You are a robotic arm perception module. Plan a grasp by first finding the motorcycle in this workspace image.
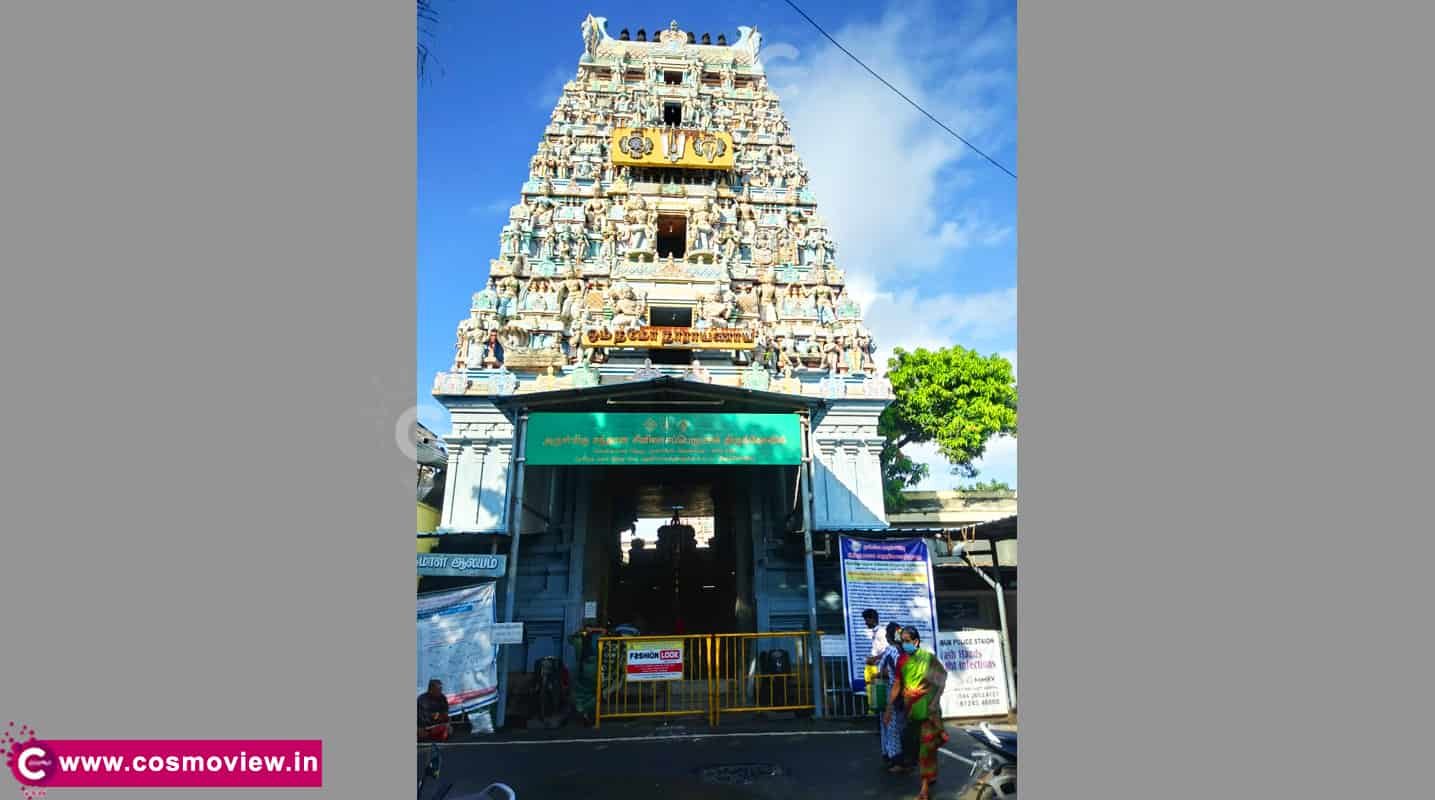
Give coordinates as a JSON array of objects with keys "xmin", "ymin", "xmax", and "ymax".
[
  {"xmin": 956, "ymin": 722, "xmax": 1016, "ymax": 800},
  {"xmin": 418, "ymin": 742, "xmax": 516, "ymax": 800}
]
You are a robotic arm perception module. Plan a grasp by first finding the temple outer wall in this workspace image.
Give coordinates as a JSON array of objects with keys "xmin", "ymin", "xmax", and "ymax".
[{"xmin": 810, "ymin": 399, "xmax": 889, "ymax": 531}]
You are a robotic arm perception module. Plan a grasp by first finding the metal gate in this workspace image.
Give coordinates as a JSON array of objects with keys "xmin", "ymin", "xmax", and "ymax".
[
  {"xmin": 820, "ymin": 651, "xmax": 870, "ymax": 718},
  {"xmin": 594, "ymin": 634, "xmax": 711, "ymax": 726},
  {"xmin": 593, "ymin": 632, "xmax": 821, "ymax": 727}
]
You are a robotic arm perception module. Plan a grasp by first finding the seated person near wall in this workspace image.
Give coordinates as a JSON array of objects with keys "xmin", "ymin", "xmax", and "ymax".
[{"xmin": 417, "ymin": 678, "xmax": 451, "ymax": 741}]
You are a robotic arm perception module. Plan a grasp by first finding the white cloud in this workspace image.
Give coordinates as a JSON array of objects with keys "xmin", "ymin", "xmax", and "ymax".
[
  {"xmin": 764, "ymin": 2, "xmax": 1016, "ymax": 282},
  {"xmin": 908, "ymin": 434, "xmax": 1018, "ymax": 491},
  {"xmin": 970, "ymin": 434, "xmax": 1018, "ymax": 488},
  {"xmin": 761, "ymin": 42, "xmax": 800, "ymax": 64},
  {"xmin": 853, "ymin": 283, "xmax": 1017, "ymax": 368}
]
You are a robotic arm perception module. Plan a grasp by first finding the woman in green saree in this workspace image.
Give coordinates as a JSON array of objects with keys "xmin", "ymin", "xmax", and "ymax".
[{"xmin": 886, "ymin": 626, "xmax": 949, "ymax": 800}]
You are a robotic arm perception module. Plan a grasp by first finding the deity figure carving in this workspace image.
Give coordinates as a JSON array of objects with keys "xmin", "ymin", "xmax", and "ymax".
[
  {"xmin": 716, "ymin": 223, "xmax": 740, "ymax": 263},
  {"xmin": 802, "ymin": 226, "xmax": 826, "ymax": 267},
  {"xmin": 552, "ymin": 226, "xmax": 574, "ymax": 263},
  {"xmin": 818, "ymin": 234, "xmax": 838, "ymax": 270},
  {"xmin": 798, "ymin": 285, "xmax": 817, "ymax": 317},
  {"xmin": 736, "ymin": 283, "xmax": 758, "ymax": 318},
  {"xmin": 752, "ymin": 228, "xmax": 776, "ymax": 266},
  {"xmin": 857, "ymin": 333, "xmax": 876, "ymax": 374},
  {"xmin": 786, "ymin": 163, "xmax": 805, "ymax": 191},
  {"xmin": 497, "ymin": 276, "xmax": 520, "ymax": 319},
  {"xmin": 733, "ymin": 106, "xmax": 751, "ymax": 132},
  {"xmin": 778, "ymin": 285, "xmax": 797, "ymax": 319},
  {"xmin": 778, "ymin": 335, "xmax": 802, "ymax": 373},
  {"xmin": 786, "ymin": 209, "xmax": 806, "ymax": 240},
  {"xmin": 843, "ymin": 335, "xmax": 863, "ymax": 374},
  {"xmin": 821, "ymin": 336, "xmax": 841, "ymax": 374},
  {"xmin": 571, "ymin": 224, "xmax": 589, "ymax": 264},
  {"xmin": 690, "ymin": 203, "xmax": 717, "ymax": 251},
  {"xmin": 566, "ymin": 322, "xmax": 586, "ymax": 365},
  {"xmin": 768, "ymin": 144, "xmax": 785, "ymax": 171},
  {"xmin": 757, "ymin": 271, "xmax": 778, "ymax": 324},
  {"xmin": 600, "ymin": 219, "xmax": 621, "ymax": 261},
  {"xmin": 498, "ymin": 223, "xmax": 521, "ymax": 257},
  {"xmin": 481, "ymin": 331, "xmax": 504, "ymax": 369},
  {"xmin": 739, "ymin": 217, "xmax": 758, "ymax": 246},
  {"xmin": 472, "ymin": 277, "xmax": 499, "ymax": 312},
  {"xmin": 814, "ymin": 281, "xmax": 835, "ymax": 325},
  {"xmin": 699, "ymin": 288, "xmax": 731, "ymax": 327},
  {"xmin": 533, "ymin": 199, "xmax": 556, "ymax": 232},
  {"xmin": 607, "ymin": 276, "xmax": 628, "ymax": 304},
  {"xmin": 612, "ymin": 286, "xmax": 647, "ymax": 330},
  {"xmin": 777, "ymin": 230, "xmax": 800, "ymax": 266},
  {"xmin": 454, "ymin": 316, "xmax": 478, "ymax": 369},
  {"xmin": 640, "ymin": 207, "xmax": 659, "ymax": 252},
  {"xmin": 746, "ymin": 164, "xmax": 769, "ymax": 190},
  {"xmin": 560, "ymin": 271, "xmax": 585, "ymax": 320},
  {"xmin": 583, "ymin": 193, "xmax": 608, "ymax": 232}
]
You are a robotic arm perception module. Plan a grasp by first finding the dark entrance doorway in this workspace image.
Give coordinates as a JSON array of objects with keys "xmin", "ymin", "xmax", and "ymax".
[{"xmin": 597, "ymin": 465, "xmax": 750, "ymax": 636}]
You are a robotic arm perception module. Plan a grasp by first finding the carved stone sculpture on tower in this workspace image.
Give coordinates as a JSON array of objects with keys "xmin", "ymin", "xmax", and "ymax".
[
  {"xmin": 716, "ymin": 223, "xmax": 740, "ymax": 264},
  {"xmin": 691, "ymin": 204, "xmax": 716, "ymax": 252}
]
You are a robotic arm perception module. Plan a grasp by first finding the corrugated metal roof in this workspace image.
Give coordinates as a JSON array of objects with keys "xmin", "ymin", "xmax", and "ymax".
[{"xmin": 882, "ymin": 514, "xmax": 1017, "ymax": 541}]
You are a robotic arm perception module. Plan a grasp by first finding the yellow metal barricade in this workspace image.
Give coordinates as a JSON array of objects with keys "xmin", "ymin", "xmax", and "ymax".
[
  {"xmin": 593, "ymin": 631, "xmax": 822, "ymax": 727},
  {"xmin": 594, "ymin": 634, "xmax": 712, "ymax": 728},
  {"xmin": 710, "ymin": 632, "xmax": 817, "ymax": 725}
]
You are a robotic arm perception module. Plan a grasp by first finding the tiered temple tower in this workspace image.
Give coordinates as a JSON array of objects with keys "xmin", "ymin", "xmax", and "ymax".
[
  {"xmin": 431, "ymin": 17, "xmax": 891, "ymax": 554},
  {"xmin": 432, "ymin": 17, "xmax": 888, "ymax": 399}
]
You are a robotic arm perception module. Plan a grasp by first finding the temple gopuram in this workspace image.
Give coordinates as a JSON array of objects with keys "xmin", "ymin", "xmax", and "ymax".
[
  {"xmin": 432, "ymin": 17, "xmax": 887, "ymax": 398},
  {"xmin": 426, "ymin": 17, "xmax": 897, "ymax": 727}
]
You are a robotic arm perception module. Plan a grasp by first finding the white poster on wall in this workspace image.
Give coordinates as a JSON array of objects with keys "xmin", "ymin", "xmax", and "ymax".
[
  {"xmin": 936, "ymin": 630, "xmax": 1011, "ymax": 718},
  {"xmin": 417, "ymin": 583, "xmax": 498, "ymax": 716}
]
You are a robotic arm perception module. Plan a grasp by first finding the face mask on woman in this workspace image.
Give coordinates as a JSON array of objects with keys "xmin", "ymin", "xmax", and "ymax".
[{"xmin": 902, "ymin": 642, "xmax": 917, "ymax": 654}]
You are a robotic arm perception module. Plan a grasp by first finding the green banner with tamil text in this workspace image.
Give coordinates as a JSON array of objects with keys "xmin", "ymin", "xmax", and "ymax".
[{"xmin": 525, "ymin": 413, "xmax": 802, "ymax": 466}]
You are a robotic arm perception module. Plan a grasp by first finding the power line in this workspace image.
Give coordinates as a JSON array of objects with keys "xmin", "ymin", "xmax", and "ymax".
[{"xmin": 779, "ymin": 0, "xmax": 1017, "ymax": 180}]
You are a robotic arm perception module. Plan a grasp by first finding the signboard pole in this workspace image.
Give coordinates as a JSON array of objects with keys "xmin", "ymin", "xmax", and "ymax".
[
  {"xmin": 495, "ymin": 413, "xmax": 529, "ymax": 730},
  {"xmin": 965, "ymin": 556, "xmax": 1017, "ymax": 711},
  {"xmin": 800, "ymin": 414, "xmax": 824, "ymax": 718}
]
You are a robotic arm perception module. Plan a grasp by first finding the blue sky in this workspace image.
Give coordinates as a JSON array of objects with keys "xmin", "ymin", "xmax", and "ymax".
[{"xmin": 418, "ymin": 0, "xmax": 1017, "ymax": 489}]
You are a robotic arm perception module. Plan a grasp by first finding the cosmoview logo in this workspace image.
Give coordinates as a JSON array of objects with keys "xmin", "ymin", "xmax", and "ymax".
[
  {"xmin": 14, "ymin": 744, "xmax": 54, "ymax": 784},
  {"xmin": 4, "ymin": 722, "xmax": 52, "ymax": 799},
  {"xmin": 3, "ymin": 723, "xmax": 323, "ymax": 793}
]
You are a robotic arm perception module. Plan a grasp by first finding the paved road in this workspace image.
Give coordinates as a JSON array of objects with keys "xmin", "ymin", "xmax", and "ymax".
[{"xmin": 417, "ymin": 722, "xmax": 1004, "ymax": 800}]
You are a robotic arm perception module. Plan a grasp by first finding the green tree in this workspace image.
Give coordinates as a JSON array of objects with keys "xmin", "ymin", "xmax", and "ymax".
[{"xmin": 880, "ymin": 346, "xmax": 1017, "ymax": 511}]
